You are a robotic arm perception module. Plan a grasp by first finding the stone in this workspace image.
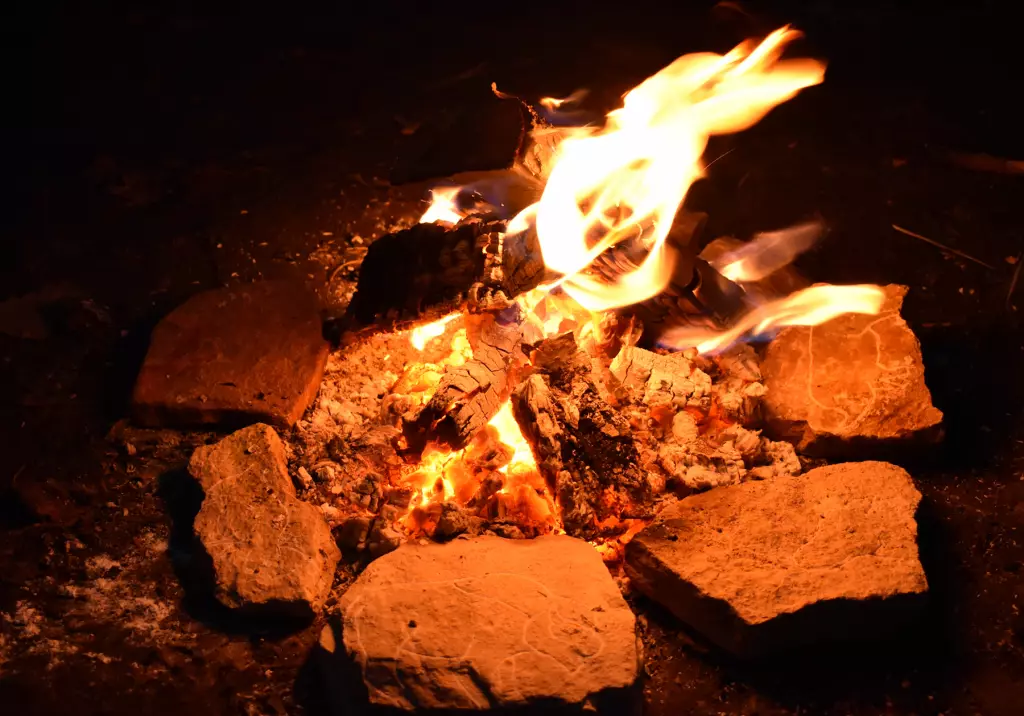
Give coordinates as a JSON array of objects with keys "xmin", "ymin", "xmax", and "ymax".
[
  {"xmin": 189, "ymin": 424, "xmax": 340, "ymax": 616},
  {"xmin": 133, "ymin": 280, "xmax": 329, "ymax": 429},
  {"xmin": 761, "ymin": 285, "xmax": 943, "ymax": 457},
  {"xmin": 322, "ymin": 535, "xmax": 639, "ymax": 712},
  {"xmin": 625, "ymin": 461, "xmax": 928, "ymax": 656}
]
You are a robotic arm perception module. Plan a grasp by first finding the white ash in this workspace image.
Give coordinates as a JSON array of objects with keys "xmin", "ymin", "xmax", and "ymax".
[
  {"xmin": 289, "ymin": 320, "xmax": 467, "ymax": 534},
  {"xmin": 610, "ymin": 343, "xmax": 801, "ymax": 494}
]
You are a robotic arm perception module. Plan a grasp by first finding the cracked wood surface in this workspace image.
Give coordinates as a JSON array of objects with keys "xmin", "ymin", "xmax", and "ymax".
[
  {"xmin": 402, "ymin": 304, "xmax": 525, "ymax": 453},
  {"xmin": 512, "ymin": 333, "xmax": 652, "ymax": 539},
  {"xmin": 327, "ymin": 535, "xmax": 638, "ymax": 712},
  {"xmin": 626, "ymin": 461, "xmax": 928, "ymax": 657},
  {"xmin": 762, "ymin": 285, "xmax": 943, "ymax": 457}
]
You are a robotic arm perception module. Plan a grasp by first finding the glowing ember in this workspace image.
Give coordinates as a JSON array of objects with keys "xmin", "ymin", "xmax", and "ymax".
[
  {"xmin": 419, "ymin": 186, "xmax": 463, "ymax": 225},
  {"xmin": 509, "ymin": 26, "xmax": 826, "ymax": 313},
  {"xmin": 400, "ymin": 398, "xmax": 557, "ymax": 535},
  {"xmin": 408, "ymin": 313, "xmax": 459, "ymax": 351}
]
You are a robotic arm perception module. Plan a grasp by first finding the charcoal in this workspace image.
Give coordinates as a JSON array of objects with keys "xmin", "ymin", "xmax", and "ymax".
[
  {"xmin": 332, "ymin": 218, "xmax": 550, "ymax": 341},
  {"xmin": 511, "ymin": 332, "xmax": 653, "ymax": 538}
]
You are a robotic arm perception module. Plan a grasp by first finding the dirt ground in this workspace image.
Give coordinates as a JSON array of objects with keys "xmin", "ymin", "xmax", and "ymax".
[{"xmin": 2, "ymin": 2, "xmax": 1021, "ymax": 714}]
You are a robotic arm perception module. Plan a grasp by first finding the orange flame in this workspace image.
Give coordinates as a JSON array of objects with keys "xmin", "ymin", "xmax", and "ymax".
[
  {"xmin": 408, "ymin": 313, "xmax": 459, "ymax": 351},
  {"xmin": 510, "ymin": 26, "xmax": 826, "ymax": 312},
  {"xmin": 714, "ymin": 221, "xmax": 823, "ymax": 282},
  {"xmin": 419, "ymin": 186, "xmax": 463, "ymax": 225}
]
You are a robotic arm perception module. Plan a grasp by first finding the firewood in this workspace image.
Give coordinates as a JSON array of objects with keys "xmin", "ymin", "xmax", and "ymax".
[
  {"xmin": 511, "ymin": 332, "xmax": 652, "ymax": 538},
  {"xmin": 402, "ymin": 304, "xmax": 525, "ymax": 453},
  {"xmin": 331, "ymin": 217, "xmax": 550, "ymax": 341}
]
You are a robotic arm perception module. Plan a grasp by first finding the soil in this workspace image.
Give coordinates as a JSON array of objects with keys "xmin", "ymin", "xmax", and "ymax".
[{"xmin": 2, "ymin": 2, "xmax": 1021, "ymax": 715}]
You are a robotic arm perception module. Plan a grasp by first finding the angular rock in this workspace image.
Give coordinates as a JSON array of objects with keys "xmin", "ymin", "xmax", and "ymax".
[
  {"xmin": 322, "ymin": 535, "xmax": 639, "ymax": 712},
  {"xmin": 762, "ymin": 285, "xmax": 943, "ymax": 457},
  {"xmin": 626, "ymin": 461, "xmax": 928, "ymax": 656},
  {"xmin": 133, "ymin": 280, "xmax": 329, "ymax": 429},
  {"xmin": 189, "ymin": 424, "xmax": 340, "ymax": 616}
]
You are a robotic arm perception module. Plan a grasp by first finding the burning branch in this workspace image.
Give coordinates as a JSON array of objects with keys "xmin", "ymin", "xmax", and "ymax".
[{"xmin": 403, "ymin": 304, "xmax": 526, "ymax": 453}]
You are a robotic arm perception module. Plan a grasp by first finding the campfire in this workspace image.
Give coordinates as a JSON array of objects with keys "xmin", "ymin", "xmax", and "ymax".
[
  {"xmin": 301, "ymin": 27, "xmax": 887, "ymax": 555},
  {"xmin": 122, "ymin": 24, "xmax": 944, "ymax": 714}
]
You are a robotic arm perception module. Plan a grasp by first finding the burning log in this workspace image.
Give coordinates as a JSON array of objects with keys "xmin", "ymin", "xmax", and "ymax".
[
  {"xmin": 511, "ymin": 332, "xmax": 652, "ymax": 538},
  {"xmin": 332, "ymin": 217, "xmax": 550, "ymax": 341},
  {"xmin": 402, "ymin": 304, "xmax": 525, "ymax": 453}
]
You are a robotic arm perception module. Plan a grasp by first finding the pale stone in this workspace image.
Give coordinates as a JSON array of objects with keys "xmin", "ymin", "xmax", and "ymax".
[
  {"xmin": 323, "ymin": 535, "xmax": 639, "ymax": 712},
  {"xmin": 626, "ymin": 461, "xmax": 928, "ymax": 656}
]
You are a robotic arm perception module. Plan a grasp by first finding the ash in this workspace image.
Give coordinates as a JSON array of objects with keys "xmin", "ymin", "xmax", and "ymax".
[{"xmin": 285, "ymin": 306, "xmax": 800, "ymax": 555}]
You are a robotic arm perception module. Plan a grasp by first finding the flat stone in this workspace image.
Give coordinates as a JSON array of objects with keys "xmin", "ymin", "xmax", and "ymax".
[
  {"xmin": 133, "ymin": 280, "xmax": 328, "ymax": 429},
  {"xmin": 321, "ymin": 535, "xmax": 639, "ymax": 712},
  {"xmin": 626, "ymin": 461, "xmax": 927, "ymax": 656},
  {"xmin": 189, "ymin": 424, "xmax": 340, "ymax": 616},
  {"xmin": 761, "ymin": 285, "xmax": 942, "ymax": 457}
]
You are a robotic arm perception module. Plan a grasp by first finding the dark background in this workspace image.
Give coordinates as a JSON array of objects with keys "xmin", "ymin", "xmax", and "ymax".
[{"xmin": 2, "ymin": 1, "xmax": 1022, "ymax": 714}]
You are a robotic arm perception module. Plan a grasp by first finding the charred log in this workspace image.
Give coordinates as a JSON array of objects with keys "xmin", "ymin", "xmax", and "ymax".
[
  {"xmin": 511, "ymin": 332, "xmax": 652, "ymax": 539},
  {"xmin": 332, "ymin": 218, "xmax": 550, "ymax": 341},
  {"xmin": 402, "ymin": 304, "xmax": 525, "ymax": 454}
]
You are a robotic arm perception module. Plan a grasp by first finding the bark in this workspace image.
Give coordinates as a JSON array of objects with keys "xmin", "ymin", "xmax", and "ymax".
[
  {"xmin": 511, "ymin": 332, "xmax": 652, "ymax": 539},
  {"xmin": 402, "ymin": 304, "xmax": 525, "ymax": 453},
  {"xmin": 333, "ymin": 218, "xmax": 550, "ymax": 341}
]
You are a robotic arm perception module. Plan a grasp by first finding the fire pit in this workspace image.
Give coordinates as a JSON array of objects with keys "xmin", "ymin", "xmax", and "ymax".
[
  {"xmin": 124, "ymin": 27, "xmax": 945, "ymax": 712},
  {"xmin": 4, "ymin": 6, "xmax": 1021, "ymax": 716}
]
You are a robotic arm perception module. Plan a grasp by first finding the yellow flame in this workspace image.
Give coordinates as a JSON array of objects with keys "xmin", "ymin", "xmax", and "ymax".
[
  {"xmin": 539, "ymin": 89, "xmax": 588, "ymax": 111},
  {"xmin": 487, "ymin": 401, "xmax": 536, "ymax": 473},
  {"xmin": 511, "ymin": 26, "xmax": 825, "ymax": 312},
  {"xmin": 419, "ymin": 187, "xmax": 463, "ymax": 225},
  {"xmin": 408, "ymin": 313, "xmax": 459, "ymax": 351},
  {"xmin": 715, "ymin": 221, "xmax": 822, "ymax": 282},
  {"xmin": 660, "ymin": 284, "xmax": 886, "ymax": 354}
]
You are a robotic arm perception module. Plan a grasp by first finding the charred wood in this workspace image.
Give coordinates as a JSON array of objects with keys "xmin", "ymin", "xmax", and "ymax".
[
  {"xmin": 511, "ymin": 332, "xmax": 652, "ymax": 539},
  {"xmin": 332, "ymin": 218, "xmax": 551, "ymax": 341},
  {"xmin": 402, "ymin": 304, "xmax": 525, "ymax": 454}
]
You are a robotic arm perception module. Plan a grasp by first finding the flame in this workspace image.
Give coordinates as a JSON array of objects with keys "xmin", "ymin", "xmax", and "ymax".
[
  {"xmin": 660, "ymin": 284, "xmax": 886, "ymax": 354},
  {"xmin": 714, "ymin": 221, "xmax": 822, "ymax": 282},
  {"xmin": 512, "ymin": 26, "xmax": 825, "ymax": 312},
  {"xmin": 487, "ymin": 401, "xmax": 536, "ymax": 473},
  {"xmin": 397, "ymin": 313, "xmax": 556, "ymax": 534},
  {"xmin": 400, "ymin": 398, "xmax": 556, "ymax": 534},
  {"xmin": 419, "ymin": 186, "xmax": 463, "ymax": 225},
  {"xmin": 408, "ymin": 313, "xmax": 459, "ymax": 351}
]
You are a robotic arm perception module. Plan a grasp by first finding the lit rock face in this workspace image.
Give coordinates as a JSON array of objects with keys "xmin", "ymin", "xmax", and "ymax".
[
  {"xmin": 133, "ymin": 280, "xmax": 328, "ymax": 429},
  {"xmin": 626, "ymin": 461, "xmax": 928, "ymax": 657},
  {"xmin": 323, "ymin": 535, "xmax": 639, "ymax": 712},
  {"xmin": 189, "ymin": 424, "xmax": 340, "ymax": 617},
  {"xmin": 762, "ymin": 285, "xmax": 943, "ymax": 457}
]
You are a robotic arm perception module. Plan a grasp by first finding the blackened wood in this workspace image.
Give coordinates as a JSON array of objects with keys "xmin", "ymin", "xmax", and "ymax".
[
  {"xmin": 334, "ymin": 218, "xmax": 551, "ymax": 341},
  {"xmin": 403, "ymin": 304, "xmax": 525, "ymax": 454},
  {"xmin": 511, "ymin": 332, "xmax": 652, "ymax": 539}
]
